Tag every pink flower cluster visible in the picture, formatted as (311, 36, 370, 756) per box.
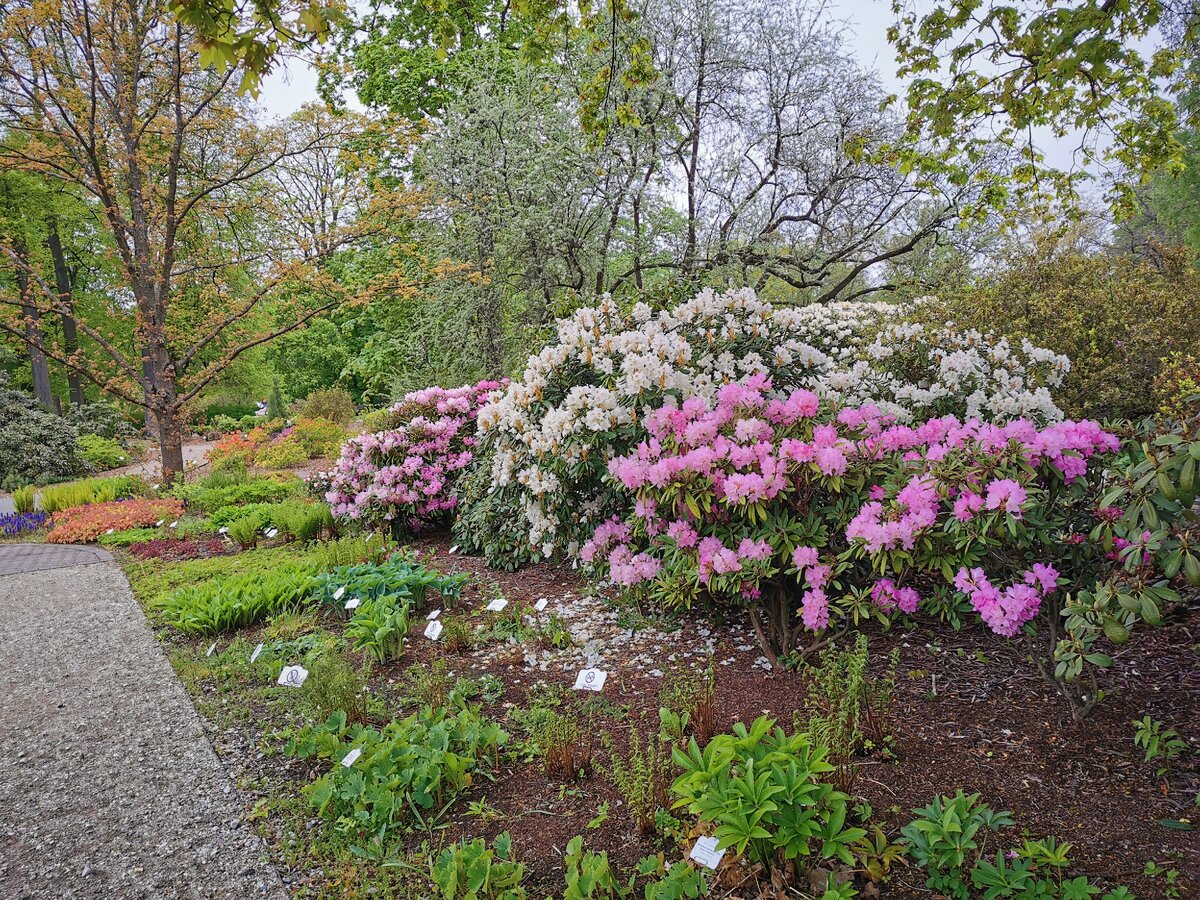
(953, 564, 1059, 637)
(584, 374, 1117, 639)
(325, 381, 504, 529)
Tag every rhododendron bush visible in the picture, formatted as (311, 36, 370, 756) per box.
(581, 374, 1180, 708)
(325, 381, 504, 534)
(466, 288, 1069, 564)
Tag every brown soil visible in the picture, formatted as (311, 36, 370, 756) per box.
(178, 534, 1200, 898)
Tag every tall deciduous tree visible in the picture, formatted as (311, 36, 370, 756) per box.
(0, 0, 405, 477)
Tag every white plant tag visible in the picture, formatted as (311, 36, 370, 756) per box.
(426, 609, 441, 620)
(485, 598, 508, 612)
(156, 520, 164, 527)
(449, 545, 459, 554)
(169, 520, 178, 528)
(341, 747, 362, 768)
(106, 528, 114, 535)
(218, 526, 228, 535)
(333, 586, 346, 601)
(534, 599, 549, 612)
(689, 836, 726, 869)
(573, 668, 607, 692)
(424, 620, 444, 641)
(206, 641, 217, 657)
(344, 597, 361, 611)
(277, 665, 308, 687)
(250, 643, 264, 663)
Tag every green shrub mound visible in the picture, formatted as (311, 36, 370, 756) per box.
(78, 434, 128, 470)
(0, 376, 84, 489)
(172, 475, 302, 514)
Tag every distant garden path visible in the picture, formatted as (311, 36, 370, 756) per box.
(0, 551, 287, 899)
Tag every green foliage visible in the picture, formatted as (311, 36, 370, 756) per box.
(302, 649, 370, 724)
(800, 636, 899, 792)
(311, 552, 468, 616)
(156, 563, 318, 634)
(297, 387, 356, 424)
(254, 438, 308, 469)
(78, 434, 128, 470)
(268, 378, 287, 420)
(922, 249, 1200, 421)
(227, 513, 266, 550)
(670, 716, 862, 873)
(290, 417, 349, 458)
(39, 475, 142, 514)
(97, 527, 162, 548)
(452, 460, 543, 571)
(889, 0, 1192, 213)
(270, 500, 332, 543)
(638, 857, 708, 900)
(431, 832, 525, 900)
(12, 484, 35, 514)
(67, 401, 136, 440)
(900, 791, 1015, 900)
(604, 721, 669, 835)
(265, 318, 352, 403)
(562, 835, 626, 900)
(284, 705, 507, 845)
(0, 377, 84, 489)
(172, 475, 302, 514)
(310, 532, 390, 570)
(658, 661, 716, 747)
(346, 593, 413, 663)
(1132, 715, 1189, 778)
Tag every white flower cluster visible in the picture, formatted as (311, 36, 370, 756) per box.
(476, 288, 1069, 557)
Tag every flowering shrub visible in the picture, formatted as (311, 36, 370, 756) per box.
(470, 288, 1068, 563)
(47, 499, 185, 544)
(206, 432, 259, 466)
(325, 381, 504, 533)
(1, 510, 47, 537)
(582, 374, 1158, 708)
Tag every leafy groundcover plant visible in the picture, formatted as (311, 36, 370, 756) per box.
(284, 704, 507, 847)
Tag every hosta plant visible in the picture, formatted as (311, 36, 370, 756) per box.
(346, 593, 413, 663)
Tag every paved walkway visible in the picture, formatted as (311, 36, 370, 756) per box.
(0, 549, 288, 899)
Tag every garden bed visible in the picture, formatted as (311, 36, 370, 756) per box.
(127, 533, 1200, 899)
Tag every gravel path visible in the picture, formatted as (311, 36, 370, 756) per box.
(0, 553, 288, 899)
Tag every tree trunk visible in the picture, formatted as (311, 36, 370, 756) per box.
(155, 405, 185, 482)
(17, 268, 53, 408)
(47, 219, 85, 408)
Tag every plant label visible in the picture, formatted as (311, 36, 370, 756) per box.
(277, 665, 308, 688)
(155, 520, 164, 527)
(333, 586, 346, 601)
(534, 599, 549, 612)
(424, 620, 444, 641)
(485, 598, 508, 612)
(206, 641, 217, 657)
(573, 668, 607, 692)
(344, 597, 361, 611)
(169, 520, 178, 528)
(250, 643, 264, 664)
(341, 747, 362, 768)
(106, 528, 114, 535)
(218, 526, 228, 535)
(688, 836, 725, 869)
(426, 609, 441, 620)
(449, 545, 459, 554)
(264, 528, 278, 538)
